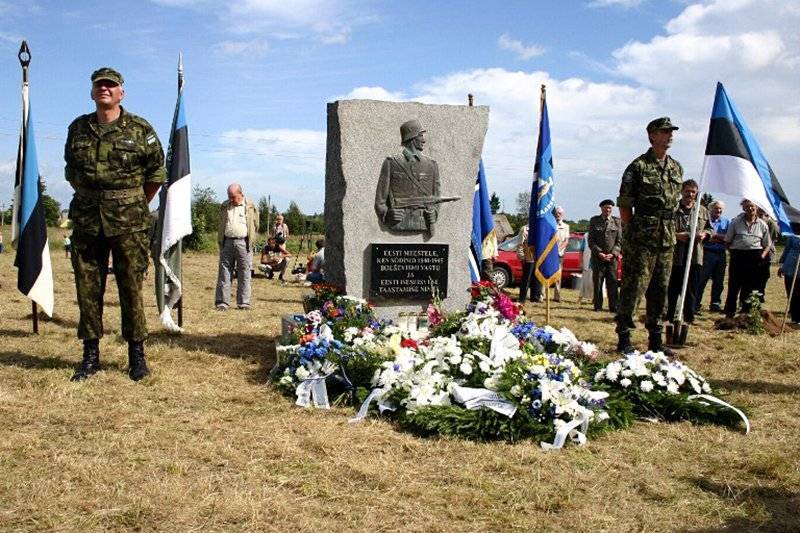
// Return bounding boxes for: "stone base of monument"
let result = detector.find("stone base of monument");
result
[324,99,489,321]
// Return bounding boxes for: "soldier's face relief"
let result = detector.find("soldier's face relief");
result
[91,80,124,108]
[412,132,425,151]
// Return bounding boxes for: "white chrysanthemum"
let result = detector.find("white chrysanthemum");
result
[510,385,522,397]
[666,381,680,394]
[295,366,310,381]
[640,380,654,393]
[459,362,473,375]
[620,378,632,388]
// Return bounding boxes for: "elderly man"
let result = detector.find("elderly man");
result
[695,200,729,313]
[724,199,771,317]
[65,67,165,382]
[553,206,570,302]
[216,183,258,310]
[666,179,711,325]
[588,199,622,312]
[615,117,683,354]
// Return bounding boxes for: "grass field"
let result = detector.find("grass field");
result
[1,230,798,531]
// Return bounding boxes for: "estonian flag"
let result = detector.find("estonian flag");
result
[469,159,496,282]
[154,55,192,332]
[13,77,53,317]
[528,88,560,286]
[703,82,800,235]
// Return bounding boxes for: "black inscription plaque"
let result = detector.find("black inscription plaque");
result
[370,243,448,299]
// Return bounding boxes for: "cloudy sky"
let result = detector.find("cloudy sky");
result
[0,0,797,220]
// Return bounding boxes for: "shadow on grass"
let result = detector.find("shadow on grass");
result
[41,313,79,330]
[0,351,75,370]
[148,332,276,384]
[686,477,800,532]
[0,329,33,338]
[716,378,800,395]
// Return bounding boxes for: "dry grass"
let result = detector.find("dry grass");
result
[1,230,799,531]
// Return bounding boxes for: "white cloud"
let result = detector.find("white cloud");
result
[587,0,645,8]
[497,34,545,60]
[213,39,269,57]
[341,86,406,101]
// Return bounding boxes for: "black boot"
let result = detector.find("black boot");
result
[648,331,675,357]
[616,332,634,354]
[128,341,150,381]
[71,339,101,381]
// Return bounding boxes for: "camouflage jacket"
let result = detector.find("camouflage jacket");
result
[618,148,683,249]
[65,107,165,236]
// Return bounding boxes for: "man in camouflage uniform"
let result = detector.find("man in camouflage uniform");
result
[65,67,165,381]
[615,117,682,354]
[588,199,622,312]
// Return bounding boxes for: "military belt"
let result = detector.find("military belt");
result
[75,186,143,200]
[637,210,675,220]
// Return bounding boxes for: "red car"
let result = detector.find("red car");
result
[491,231,622,290]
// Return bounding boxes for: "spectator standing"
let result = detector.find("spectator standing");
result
[695,200,729,313]
[724,199,771,318]
[588,199,622,312]
[757,209,780,303]
[666,180,710,324]
[777,235,800,323]
[553,206,570,302]
[0,232,4,253]
[307,238,325,284]
[215,183,258,310]
[516,224,542,303]
[259,236,291,280]
[64,233,72,258]
[272,214,289,241]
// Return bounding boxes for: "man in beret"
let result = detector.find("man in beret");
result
[615,117,683,354]
[65,67,165,381]
[588,199,622,312]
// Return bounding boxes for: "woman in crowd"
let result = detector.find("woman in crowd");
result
[723,199,772,318]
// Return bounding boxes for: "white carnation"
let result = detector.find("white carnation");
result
[459,362,473,375]
[640,380,654,393]
[620,378,632,388]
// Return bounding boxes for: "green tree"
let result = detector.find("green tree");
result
[283,201,305,236]
[516,191,531,218]
[38,182,61,227]
[700,192,714,207]
[184,186,219,251]
[257,196,273,233]
[489,192,501,214]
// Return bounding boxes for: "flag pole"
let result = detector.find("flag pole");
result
[176,52,185,328]
[540,85,551,326]
[780,245,800,335]
[18,41,39,334]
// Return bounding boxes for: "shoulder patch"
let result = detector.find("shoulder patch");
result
[146,134,157,145]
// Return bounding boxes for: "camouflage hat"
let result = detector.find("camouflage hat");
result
[91,67,124,86]
[646,116,678,133]
[400,119,426,142]
[599,199,615,207]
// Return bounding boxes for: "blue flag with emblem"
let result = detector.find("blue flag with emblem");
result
[528,87,560,286]
[702,82,800,235]
[469,159,496,282]
[12,44,53,317]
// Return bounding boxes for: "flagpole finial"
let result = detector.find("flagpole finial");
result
[468,94,474,107]
[18,41,31,68]
[177,52,184,91]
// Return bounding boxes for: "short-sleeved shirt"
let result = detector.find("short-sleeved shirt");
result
[64,107,165,236]
[725,214,771,250]
[618,148,683,249]
[704,215,730,253]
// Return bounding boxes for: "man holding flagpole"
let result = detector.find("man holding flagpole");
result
[615,117,683,354]
[65,67,165,381]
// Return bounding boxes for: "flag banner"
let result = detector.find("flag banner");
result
[13,82,54,317]
[469,159,496,282]
[703,82,800,235]
[528,92,560,286]
[154,63,192,332]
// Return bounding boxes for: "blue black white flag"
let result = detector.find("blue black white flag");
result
[703,82,800,235]
[469,159,496,282]
[13,63,53,316]
[528,86,560,286]
[154,54,192,332]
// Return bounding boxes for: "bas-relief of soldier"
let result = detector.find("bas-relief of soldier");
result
[375,119,441,233]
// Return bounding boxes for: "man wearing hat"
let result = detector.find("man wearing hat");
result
[65,67,165,381]
[375,119,441,232]
[615,117,683,354]
[588,199,622,312]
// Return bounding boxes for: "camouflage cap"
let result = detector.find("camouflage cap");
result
[400,119,426,142]
[91,67,124,86]
[646,116,678,133]
[599,199,615,207]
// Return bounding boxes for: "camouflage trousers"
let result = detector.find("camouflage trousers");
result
[615,246,673,336]
[71,230,149,342]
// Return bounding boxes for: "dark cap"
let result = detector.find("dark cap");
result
[599,199,615,207]
[91,67,124,86]
[646,116,678,133]
[400,119,425,142]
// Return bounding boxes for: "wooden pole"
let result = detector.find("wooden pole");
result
[177,297,184,327]
[780,242,800,335]
[32,302,39,334]
[545,285,550,325]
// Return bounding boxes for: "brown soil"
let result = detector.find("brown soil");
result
[714,309,785,336]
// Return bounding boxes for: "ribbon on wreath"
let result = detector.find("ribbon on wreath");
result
[540,409,591,450]
[295,372,334,409]
[451,384,518,417]
[349,388,396,423]
[688,394,751,434]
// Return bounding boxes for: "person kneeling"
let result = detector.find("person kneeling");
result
[259,236,290,280]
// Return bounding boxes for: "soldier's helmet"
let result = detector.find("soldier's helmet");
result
[400,119,426,143]
[91,67,124,86]
[646,117,678,133]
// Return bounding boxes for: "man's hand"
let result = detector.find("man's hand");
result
[778,267,784,278]
[423,208,437,226]
[387,209,405,225]
[676,232,690,243]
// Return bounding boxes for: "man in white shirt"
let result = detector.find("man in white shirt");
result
[553,206,570,302]
[215,183,259,310]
